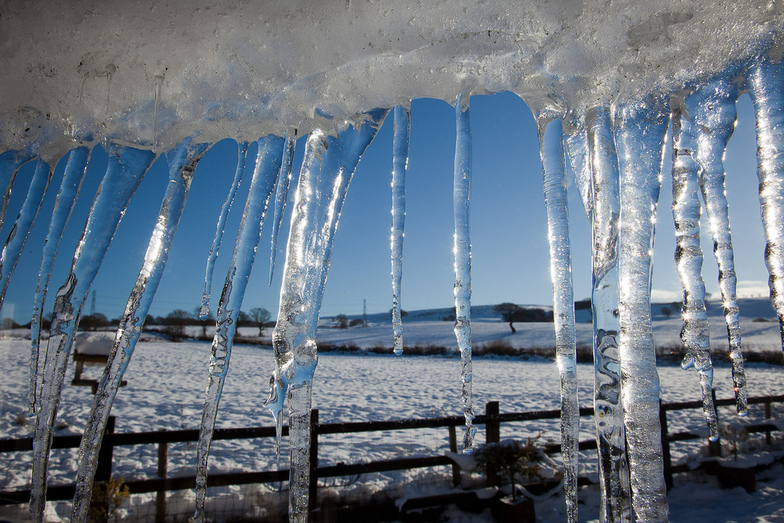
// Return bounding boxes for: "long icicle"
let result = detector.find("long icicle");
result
[0,149,32,230]
[199,141,250,319]
[537,113,579,523]
[265,109,388,523]
[671,102,719,440]
[269,131,296,286]
[71,138,209,522]
[615,100,670,522]
[29,147,90,415]
[691,77,748,414]
[585,106,632,522]
[747,54,784,351]
[0,158,53,306]
[29,144,155,522]
[194,135,284,522]
[453,94,475,453]
[391,105,410,355]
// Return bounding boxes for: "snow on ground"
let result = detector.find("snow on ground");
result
[0,300,782,521]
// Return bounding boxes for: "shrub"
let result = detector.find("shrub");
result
[472,437,546,501]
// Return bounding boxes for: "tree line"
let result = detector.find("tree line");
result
[12,307,275,341]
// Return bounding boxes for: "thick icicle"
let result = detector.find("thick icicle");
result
[671,103,719,440]
[453,94,475,453]
[747,55,784,351]
[391,105,410,355]
[71,138,209,522]
[29,144,155,522]
[537,114,579,523]
[29,147,90,414]
[0,158,53,306]
[194,136,284,522]
[584,106,632,522]
[199,141,249,319]
[615,101,670,522]
[269,131,296,286]
[690,78,748,413]
[266,109,388,523]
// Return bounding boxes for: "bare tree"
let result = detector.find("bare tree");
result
[249,307,271,336]
[493,303,525,333]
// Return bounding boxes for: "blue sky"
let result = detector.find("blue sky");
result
[0,91,771,323]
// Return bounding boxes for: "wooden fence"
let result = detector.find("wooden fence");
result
[1,394,782,521]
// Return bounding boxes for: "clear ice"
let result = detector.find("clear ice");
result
[452,94,476,453]
[269,131,296,286]
[391,105,410,355]
[199,141,249,319]
[30,144,155,521]
[1,4,782,522]
[615,101,670,522]
[71,138,209,521]
[195,136,284,521]
[748,54,784,351]
[566,106,632,522]
[29,147,90,414]
[671,101,719,440]
[537,113,579,523]
[266,110,387,521]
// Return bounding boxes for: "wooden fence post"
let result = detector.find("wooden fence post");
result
[156,440,168,523]
[486,401,499,487]
[766,400,773,445]
[96,416,115,482]
[309,409,319,518]
[448,425,461,487]
[659,401,673,490]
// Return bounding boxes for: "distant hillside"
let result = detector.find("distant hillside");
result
[329,297,779,327]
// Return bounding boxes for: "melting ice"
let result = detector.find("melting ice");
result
[0,2,782,522]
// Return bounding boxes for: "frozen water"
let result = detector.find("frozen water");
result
[29,147,89,414]
[195,136,283,521]
[390,106,409,355]
[71,138,209,521]
[671,102,719,440]
[0,2,782,522]
[199,141,249,319]
[537,113,579,523]
[452,94,476,453]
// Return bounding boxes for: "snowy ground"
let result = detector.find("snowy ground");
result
[0,300,783,521]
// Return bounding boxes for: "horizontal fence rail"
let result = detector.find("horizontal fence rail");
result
[1,394,782,519]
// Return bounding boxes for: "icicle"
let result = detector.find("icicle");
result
[194,135,284,522]
[29,147,90,415]
[671,102,719,440]
[199,141,250,319]
[615,101,670,522]
[452,94,476,453]
[537,113,579,523]
[585,106,632,522]
[269,131,296,286]
[563,113,592,220]
[0,158,53,306]
[690,77,748,414]
[391,105,410,355]
[29,144,155,522]
[747,55,784,351]
[71,138,209,522]
[0,150,33,230]
[265,109,388,522]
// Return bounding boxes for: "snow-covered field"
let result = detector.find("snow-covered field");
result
[1,301,783,521]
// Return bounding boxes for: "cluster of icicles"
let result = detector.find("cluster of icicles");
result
[6,50,782,522]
